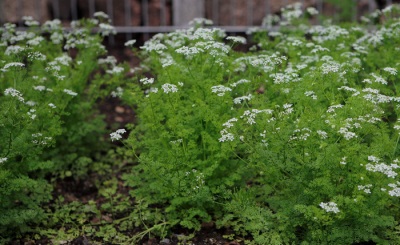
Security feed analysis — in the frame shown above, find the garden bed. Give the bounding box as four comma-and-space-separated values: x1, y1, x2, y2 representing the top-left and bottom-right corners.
2, 3, 400, 244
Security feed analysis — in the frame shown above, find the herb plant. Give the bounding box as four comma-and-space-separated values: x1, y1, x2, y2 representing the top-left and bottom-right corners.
0, 14, 120, 238
123, 5, 400, 244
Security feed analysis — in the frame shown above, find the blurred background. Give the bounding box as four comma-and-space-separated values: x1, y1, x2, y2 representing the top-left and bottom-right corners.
0, 0, 398, 49
0, 0, 398, 31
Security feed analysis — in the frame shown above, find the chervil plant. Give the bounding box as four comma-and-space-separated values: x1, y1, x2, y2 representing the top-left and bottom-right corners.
123, 4, 400, 244
0, 14, 122, 238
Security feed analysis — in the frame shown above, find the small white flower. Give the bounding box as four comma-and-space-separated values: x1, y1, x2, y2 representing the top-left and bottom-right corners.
140, 77, 154, 85
110, 128, 127, 141
226, 36, 247, 44
319, 202, 340, 213
233, 94, 252, 104
99, 23, 116, 36
111, 87, 124, 98
317, 130, 328, 139
94, 11, 109, 19
162, 83, 178, 94
63, 89, 78, 96
34, 85, 46, 91
0, 158, 7, 164
3, 62, 25, 71
48, 103, 56, 109
211, 85, 232, 96
383, 67, 397, 76
124, 39, 137, 47
4, 88, 24, 102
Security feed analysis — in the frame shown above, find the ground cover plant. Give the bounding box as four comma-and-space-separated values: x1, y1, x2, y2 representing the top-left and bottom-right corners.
123, 3, 400, 244
2, 3, 400, 244
0, 13, 125, 242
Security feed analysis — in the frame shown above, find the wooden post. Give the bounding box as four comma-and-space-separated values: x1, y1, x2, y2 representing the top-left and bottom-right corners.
173, 0, 204, 26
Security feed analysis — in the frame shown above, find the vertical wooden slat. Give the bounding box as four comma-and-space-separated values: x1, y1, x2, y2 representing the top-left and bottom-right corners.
247, 0, 253, 26
18, 0, 23, 25
89, 0, 95, 17
125, 0, 132, 40
71, 0, 78, 20
107, 0, 115, 45
52, 0, 60, 19
368, 0, 375, 12
230, 0, 236, 25
161, 0, 166, 26
212, 0, 219, 25
35, 0, 42, 22
143, 0, 149, 40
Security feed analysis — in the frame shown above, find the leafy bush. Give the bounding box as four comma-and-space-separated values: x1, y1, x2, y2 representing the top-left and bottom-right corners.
0, 14, 121, 237
123, 5, 400, 244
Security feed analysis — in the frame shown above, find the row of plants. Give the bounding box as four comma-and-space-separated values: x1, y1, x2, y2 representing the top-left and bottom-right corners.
2, 3, 400, 244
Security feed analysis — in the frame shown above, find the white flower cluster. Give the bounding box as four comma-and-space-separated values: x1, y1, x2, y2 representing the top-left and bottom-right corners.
270, 72, 299, 84
110, 129, 127, 142
27, 109, 36, 120
22, 16, 39, 26
241, 109, 273, 125
5, 45, 25, 56
2, 62, 25, 72
326, 104, 343, 113
233, 94, 252, 104
387, 182, 400, 197
4, 88, 24, 102
306, 7, 319, 16
289, 128, 311, 141
358, 184, 373, 194
211, 85, 232, 96
304, 90, 317, 100
365, 156, 399, 178
317, 130, 328, 139
230, 79, 250, 87
338, 126, 357, 140
32, 133, 53, 145
140, 77, 154, 85
106, 66, 124, 74
280, 103, 294, 116
94, 11, 109, 19
141, 41, 167, 54
0, 157, 7, 164
383, 67, 397, 75
319, 202, 340, 213
362, 87, 400, 104
321, 61, 340, 74
63, 89, 78, 96
124, 39, 137, 47
219, 129, 235, 142
311, 45, 330, 53
161, 83, 178, 94
338, 86, 360, 97
226, 36, 247, 44
222, 118, 238, 129
371, 73, 387, 85
98, 56, 117, 66
175, 46, 204, 59
99, 23, 116, 36
28, 51, 46, 61
111, 87, 124, 98
170, 139, 183, 144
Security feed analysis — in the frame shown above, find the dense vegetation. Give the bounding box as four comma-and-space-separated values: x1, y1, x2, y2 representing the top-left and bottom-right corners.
1, 3, 400, 244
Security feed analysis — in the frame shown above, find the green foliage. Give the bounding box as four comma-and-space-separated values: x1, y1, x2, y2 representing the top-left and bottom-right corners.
0, 16, 120, 237
123, 5, 400, 244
